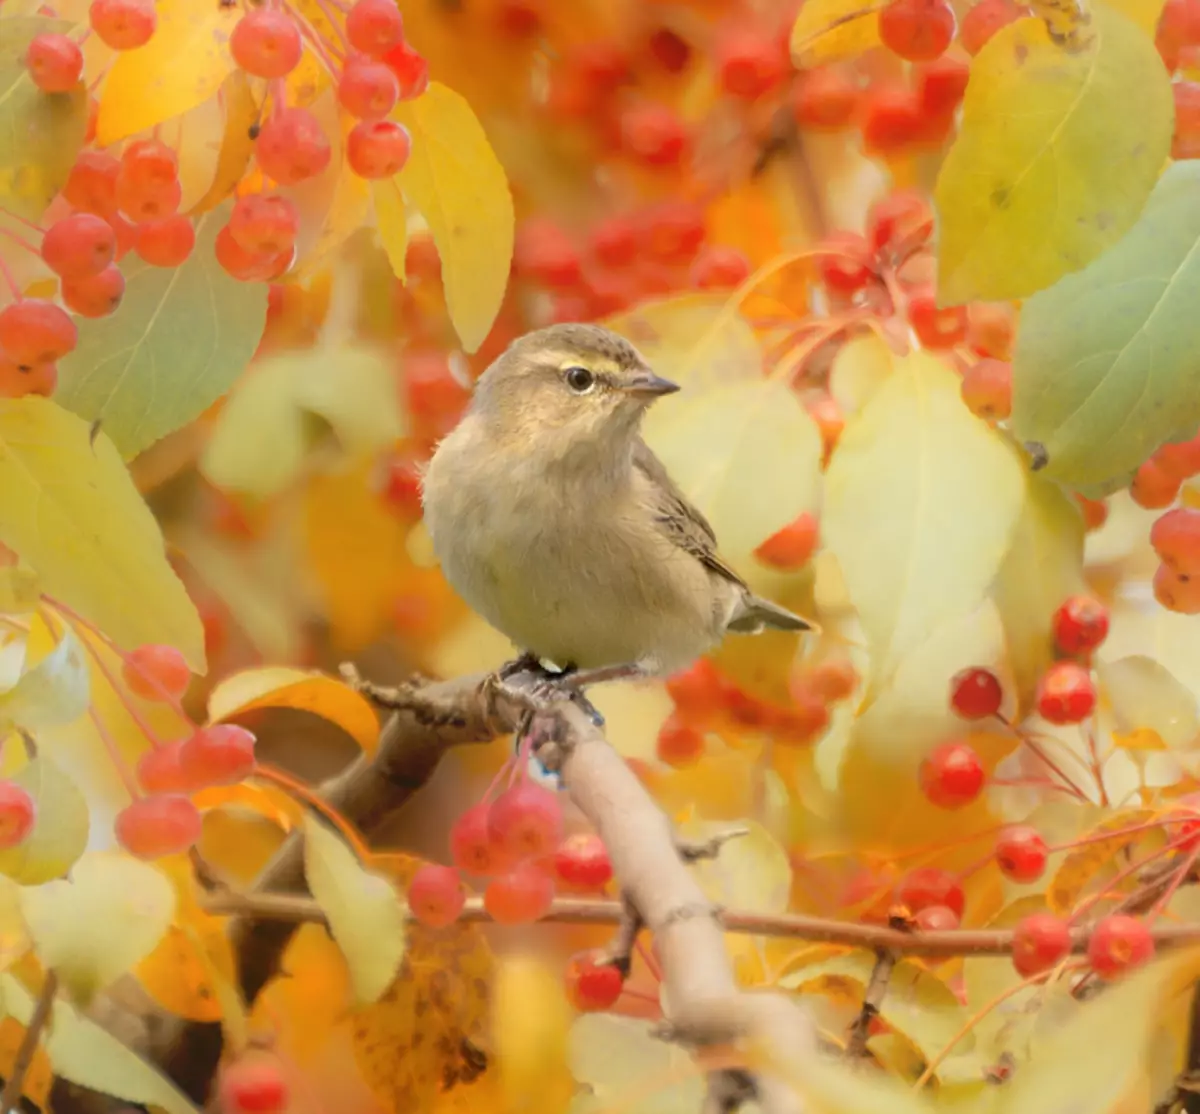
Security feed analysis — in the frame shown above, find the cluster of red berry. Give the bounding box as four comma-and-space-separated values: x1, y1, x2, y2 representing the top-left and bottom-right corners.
1152, 506, 1200, 613
217, 1054, 290, 1114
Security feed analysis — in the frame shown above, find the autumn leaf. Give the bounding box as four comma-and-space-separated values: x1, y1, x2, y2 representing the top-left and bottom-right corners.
373, 177, 409, 282
95, 0, 239, 145
188, 70, 260, 215
1099, 656, 1199, 749
789, 0, 885, 65
56, 206, 268, 460
1011, 161, 1200, 494
829, 333, 894, 417
677, 818, 791, 913
1100, 0, 1167, 34
1046, 808, 1159, 914
492, 954, 574, 1114
823, 353, 1025, 697
391, 82, 514, 353
0, 625, 89, 731
303, 816, 407, 1005
0, 755, 89, 884
0, 399, 205, 670
19, 851, 175, 1003
0, 18, 88, 222
0, 567, 38, 616
934, 8, 1172, 304
0, 1016, 52, 1109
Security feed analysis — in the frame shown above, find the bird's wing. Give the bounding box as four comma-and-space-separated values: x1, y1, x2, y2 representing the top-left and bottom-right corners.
633, 439, 748, 589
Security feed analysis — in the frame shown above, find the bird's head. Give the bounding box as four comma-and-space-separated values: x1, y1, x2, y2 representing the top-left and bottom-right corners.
469, 323, 679, 458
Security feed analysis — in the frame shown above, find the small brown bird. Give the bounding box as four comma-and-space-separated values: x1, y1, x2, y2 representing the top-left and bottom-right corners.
421, 323, 812, 689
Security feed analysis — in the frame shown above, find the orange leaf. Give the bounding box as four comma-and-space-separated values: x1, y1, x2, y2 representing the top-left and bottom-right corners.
188, 70, 260, 216
0, 1016, 52, 1109
1046, 808, 1161, 915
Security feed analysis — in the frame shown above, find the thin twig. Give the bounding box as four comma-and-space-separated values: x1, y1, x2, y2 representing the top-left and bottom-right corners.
845, 950, 895, 1057
1, 971, 57, 1112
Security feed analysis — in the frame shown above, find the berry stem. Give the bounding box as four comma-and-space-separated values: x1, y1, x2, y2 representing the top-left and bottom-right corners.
0, 207, 46, 235
253, 762, 373, 862
1084, 728, 1111, 807
87, 704, 142, 799
278, 0, 344, 74
0, 255, 23, 302
1003, 720, 1092, 801
1067, 833, 1194, 924
1146, 842, 1200, 922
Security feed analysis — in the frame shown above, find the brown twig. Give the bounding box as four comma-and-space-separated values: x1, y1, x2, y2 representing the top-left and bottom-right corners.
2, 971, 57, 1112
845, 950, 894, 1058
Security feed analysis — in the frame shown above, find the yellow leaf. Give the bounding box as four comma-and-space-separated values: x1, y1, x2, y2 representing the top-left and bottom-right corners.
1097, 0, 1167, 37
95, 0, 239, 145
935, 9, 1172, 304
789, 0, 885, 65
0, 755, 89, 884
0, 18, 88, 221
644, 378, 824, 570
791, 1048, 938, 1114
136, 920, 233, 1023
19, 851, 175, 1003
828, 333, 894, 417
1046, 808, 1159, 914
0, 399, 205, 670
0, 1016, 51, 1109
823, 353, 1025, 697
392, 82, 514, 353
0, 972, 200, 1114
373, 177, 409, 283
189, 70, 260, 215
1113, 726, 1168, 751
0, 878, 29, 970
1100, 655, 1200, 749
492, 954, 574, 1114
677, 818, 791, 913
0, 567, 39, 615
303, 816, 406, 1005
200, 345, 402, 499
991, 472, 1086, 712
207, 666, 381, 754
0, 626, 89, 731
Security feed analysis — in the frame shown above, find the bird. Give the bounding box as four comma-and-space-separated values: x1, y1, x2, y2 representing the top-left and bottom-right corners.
420, 322, 813, 696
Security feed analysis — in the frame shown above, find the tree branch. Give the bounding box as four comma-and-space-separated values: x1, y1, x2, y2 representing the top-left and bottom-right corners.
3, 972, 57, 1112
845, 950, 894, 1058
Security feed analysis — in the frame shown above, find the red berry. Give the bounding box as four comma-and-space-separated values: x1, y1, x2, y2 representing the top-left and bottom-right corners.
123, 644, 190, 701
178, 724, 257, 788
41, 213, 115, 279
115, 794, 202, 859
1036, 660, 1096, 725
0, 300, 77, 366
229, 194, 299, 257
961, 358, 1013, 419
450, 802, 509, 876
1152, 507, 1200, 573
868, 190, 934, 255
1087, 914, 1154, 979
565, 951, 624, 1011
1012, 913, 1071, 976
255, 108, 332, 186
381, 40, 429, 99
909, 288, 968, 348
346, 119, 411, 178
338, 56, 400, 120
995, 825, 1048, 883
231, 9, 302, 78
217, 1056, 289, 1114
915, 56, 970, 116
960, 0, 1024, 54
346, 0, 405, 57
1052, 595, 1109, 656
135, 215, 195, 267
639, 201, 706, 264
483, 861, 554, 924
214, 225, 292, 283
0, 781, 35, 849
715, 29, 788, 100
792, 66, 859, 130
861, 86, 925, 155
588, 216, 637, 269
1155, 431, 1200, 478
136, 742, 189, 794
754, 512, 820, 569
554, 832, 612, 891
1076, 494, 1109, 532
919, 740, 985, 809
26, 32, 82, 92
967, 302, 1016, 360
487, 780, 564, 860
1132, 456, 1182, 509
61, 266, 125, 318
803, 660, 860, 703
818, 232, 874, 295
665, 659, 725, 718
913, 904, 959, 930
647, 26, 691, 73
689, 245, 752, 290
515, 218, 581, 288
619, 102, 689, 167
949, 667, 1003, 719
379, 451, 424, 516
1154, 563, 1200, 614
89, 0, 156, 49
0, 357, 57, 399
407, 863, 465, 927
880, 0, 956, 59
403, 350, 469, 437
807, 394, 845, 459
109, 213, 138, 259
1173, 80, 1200, 159
63, 151, 120, 217
116, 139, 180, 222
656, 712, 705, 766
895, 866, 964, 918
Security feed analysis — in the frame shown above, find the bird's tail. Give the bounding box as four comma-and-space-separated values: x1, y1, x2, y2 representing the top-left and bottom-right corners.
728, 593, 819, 635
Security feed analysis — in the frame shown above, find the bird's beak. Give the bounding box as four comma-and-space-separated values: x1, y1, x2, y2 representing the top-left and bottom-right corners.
622, 372, 680, 399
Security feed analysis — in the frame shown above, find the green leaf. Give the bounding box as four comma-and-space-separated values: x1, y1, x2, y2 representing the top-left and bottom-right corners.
200, 345, 403, 498
56, 207, 268, 459
0, 627, 89, 731
391, 82, 514, 353
1012, 160, 1200, 493
0, 18, 88, 221
934, 8, 1172, 304
0, 755, 89, 884
569, 1015, 703, 1114
0, 398, 205, 670
823, 353, 1025, 697
643, 379, 823, 570
303, 816, 407, 1005
0, 974, 200, 1114
19, 851, 175, 1004
990, 473, 1086, 711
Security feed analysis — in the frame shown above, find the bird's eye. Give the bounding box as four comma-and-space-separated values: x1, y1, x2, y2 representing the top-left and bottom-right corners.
564, 366, 595, 394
